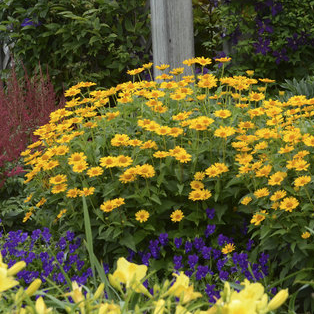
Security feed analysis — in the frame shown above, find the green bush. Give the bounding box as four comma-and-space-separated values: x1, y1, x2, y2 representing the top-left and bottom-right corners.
20, 58, 314, 281
0, 0, 151, 91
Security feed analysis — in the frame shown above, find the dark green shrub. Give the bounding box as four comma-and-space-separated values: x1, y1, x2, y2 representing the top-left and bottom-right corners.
0, 0, 151, 91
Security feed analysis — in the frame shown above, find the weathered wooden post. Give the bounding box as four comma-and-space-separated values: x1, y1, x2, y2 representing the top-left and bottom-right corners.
150, 0, 195, 78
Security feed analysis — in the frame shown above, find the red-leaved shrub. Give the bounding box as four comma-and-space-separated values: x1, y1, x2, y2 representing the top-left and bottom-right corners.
0, 64, 65, 186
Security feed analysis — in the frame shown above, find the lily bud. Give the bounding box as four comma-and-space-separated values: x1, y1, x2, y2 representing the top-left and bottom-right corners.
267, 289, 289, 311
25, 278, 42, 297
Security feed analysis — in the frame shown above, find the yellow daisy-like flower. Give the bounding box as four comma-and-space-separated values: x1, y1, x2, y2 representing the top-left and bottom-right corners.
49, 174, 67, 185
99, 156, 118, 168
270, 190, 287, 201
72, 161, 88, 173
51, 183, 68, 194
215, 57, 231, 63
112, 198, 125, 207
136, 164, 155, 178
43, 160, 59, 171
55, 145, 69, 156
214, 126, 236, 138
190, 181, 204, 190
214, 110, 232, 119
119, 171, 137, 184
100, 200, 116, 213
175, 152, 192, 163
153, 151, 170, 158
294, 176, 311, 187
279, 197, 299, 212
116, 155, 133, 168
68, 152, 87, 165
241, 196, 252, 205
254, 188, 270, 198
193, 171, 205, 181
35, 197, 47, 208
111, 134, 130, 147
155, 64, 170, 71
195, 57, 212, 66
221, 243, 235, 254
170, 209, 184, 222
250, 210, 267, 226
249, 92, 265, 102
205, 165, 220, 178
268, 172, 287, 186
87, 167, 104, 177
135, 210, 150, 223
79, 187, 95, 197
301, 231, 311, 239
188, 189, 211, 201
66, 188, 80, 198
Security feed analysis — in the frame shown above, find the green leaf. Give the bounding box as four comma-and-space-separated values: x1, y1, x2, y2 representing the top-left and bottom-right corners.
150, 194, 162, 205
124, 18, 134, 32
119, 232, 137, 251
89, 36, 100, 45
177, 183, 184, 195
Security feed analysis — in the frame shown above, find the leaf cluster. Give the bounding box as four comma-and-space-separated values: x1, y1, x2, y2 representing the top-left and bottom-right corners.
0, 0, 151, 91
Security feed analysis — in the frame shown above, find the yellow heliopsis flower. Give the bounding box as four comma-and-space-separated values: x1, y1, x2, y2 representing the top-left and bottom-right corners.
51, 183, 67, 194
301, 231, 311, 239
87, 167, 104, 177
135, 210, 150, 223
294, 175, 311, 187
279, 197, 299, 212
155, 64, 170, 71
170, 209, 184, 222
49, 174, 67, 185
68, 152, 87, 165
99, 156, 118, 168
254, 188, 270, 198
72, 161, 88, 173
250, 210, 267, 226
190, 181, 204, 190
136, 164, 155, 178
241, 196, 252, 205
221, 243, 235, 254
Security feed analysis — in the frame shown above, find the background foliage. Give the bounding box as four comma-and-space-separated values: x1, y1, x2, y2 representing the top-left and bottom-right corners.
0, 0, 151, 91
212, 0, 314, 81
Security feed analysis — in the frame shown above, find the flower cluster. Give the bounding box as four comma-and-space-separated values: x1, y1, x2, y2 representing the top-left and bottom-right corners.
0, 227, 95, 288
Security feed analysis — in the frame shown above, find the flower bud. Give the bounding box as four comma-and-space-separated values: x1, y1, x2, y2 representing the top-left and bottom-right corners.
25, 278, 42, 297
93, 283, 105, 299
267, 289, 288, 311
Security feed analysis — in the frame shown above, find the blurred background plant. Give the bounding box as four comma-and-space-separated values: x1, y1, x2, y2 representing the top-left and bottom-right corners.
0, 0, 151, 93
210, 0, 314, 81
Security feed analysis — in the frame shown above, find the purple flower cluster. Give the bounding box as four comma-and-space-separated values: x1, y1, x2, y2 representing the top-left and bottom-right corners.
127, 208, 270, 304
0, 228, 93, 287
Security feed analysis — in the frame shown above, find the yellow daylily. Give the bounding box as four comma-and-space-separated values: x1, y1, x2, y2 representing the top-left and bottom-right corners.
0, 267, 20, 293
109, 257, 152, 297
98, 302, 121, 314
164, 272, 202, 304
